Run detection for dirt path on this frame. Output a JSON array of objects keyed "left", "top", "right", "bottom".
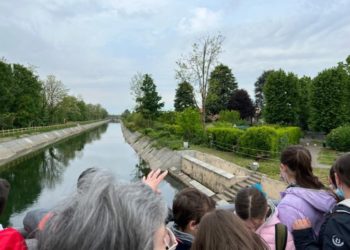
[{"left": 305, "top": 145, "right": 330, "bottom": 169}]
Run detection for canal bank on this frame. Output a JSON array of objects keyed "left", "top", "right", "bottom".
[
  {"left": 0, "top": 120, "right": 109, "bottom": 167},
  {"left": 121, "top": 123, "right": 287, "bottom": 203}
]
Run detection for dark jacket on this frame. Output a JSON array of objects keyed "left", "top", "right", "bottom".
[
  {"left": 293, "top": 199, "right": 350, "bottom": 249},
  {"left": 169, "top": 223, "right": 193, "bottom": 250}
]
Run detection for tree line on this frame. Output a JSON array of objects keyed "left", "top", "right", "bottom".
[
  {"left": 129, "top": 34, "right": 350, "bottom": 134},
  {"left": 0, "top": 59, "right": 108, "bottom": 129}
]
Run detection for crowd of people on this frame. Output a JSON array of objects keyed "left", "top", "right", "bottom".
[{"left": 0, "top": 145, "right": 350, "bottom": 249}]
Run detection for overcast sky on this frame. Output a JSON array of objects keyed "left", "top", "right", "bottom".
[{"left": 1, "top": 0, "right": 349, "bottom": 114}]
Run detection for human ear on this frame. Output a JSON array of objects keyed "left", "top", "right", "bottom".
[{"left": 335, "top": 173, "right": 342, "bottom": 189}]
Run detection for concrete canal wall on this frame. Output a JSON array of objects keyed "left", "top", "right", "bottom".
[
  {"left": 0, "top": 120, "right": 109, "bottom": 167},
  {"left": 121, "top": 124, "right": 286, "bottom": 201}
]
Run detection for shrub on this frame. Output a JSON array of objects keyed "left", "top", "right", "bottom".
[
  {"left": 207, "top": 127, "right": 244, "bottom": 151},
  {"left": 125, "top": 112, "right": 149, "bottom": 129},
  {"left": 158, "top": 111, "right": 177, "bottom": 124},
  {"left": 275, "top": 127, "right": 302, "bottom": 151},
  {"left": 237, "top": 126, "right": 278, "bottom": 158},
  {"left": 163, "top": 124, "right": 183, "bottom": 135},
  {"left": 176, "top": 108, "right": 205, "bottom": 143},
  {"left": 326, "top": 125, "right": 350, "bottom": 151},
  {"left": 218, "top": 110, "right": 240, "bottom": 124}
]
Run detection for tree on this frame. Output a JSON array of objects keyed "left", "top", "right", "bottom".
[
  {"left": 0, "top": 60, "right": 15, "bottom": 129},
  {"left": 174, "top": 81, "right": 196, "bottom": 112},
  {"left": 228, "top": 89, "right": 255, "bottom": 120},
  {"left": 176, "top": 34, "right": 224, "bottom": 124},
  {"left": 130, "top": 72, "right": 145, "bottom": 104},
  {"left": 263, "top": 70, "right": 299, "bottom": 125},
  {"left": 43, "top": 75, "right": 68, "bottom": 124},
  {"left": 254, "top": 70, "right": 274, "bottom": 116},
  {"left": 206, "top": 64, "right": 238, "bottom": 115},
  {"left": 297, "top": 76, "right": 311, "bottom": 130},
  {"left": 11, "top": 64, "right": 43, "bottom": 127},
  {"left": 136, "top": 74, "right": 164, "bottom": 120},
  {"left": 310, "top": 66, "right": 349, "bottom": 132}
]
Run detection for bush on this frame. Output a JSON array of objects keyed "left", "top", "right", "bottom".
[
  {"left": 125, "top": 112, "right": 149, "bottom": 129},
  {"left": 275, "top": 127, "right": 302, "bottom": 151},
  {"left": 163, "top": 124, "right": 183, "bottom": 135},
  {"left": 237, "top": 126, "right": 303, "bottom": 158},
  {"left": 158, "top": 111, "right": 177, "bottom": 124},
  {"left": 207, "top": 127, "right": 244, "bottom": 151},
  {"left": 218, "top": 110, "right": 240, "bottom": 124},
  {"left": 326, "top": 125, "right": 350, "bottom": 151},
  {"left": 237, "top": 126, "right": 278, "bottom": 157},
  {"left": 176, "top": 108, "right": 205, "bottom": 143}
]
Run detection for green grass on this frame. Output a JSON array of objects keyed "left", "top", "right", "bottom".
[
  {"left": 191, "top": 144, "right": 329, "bottom": 184},
  {"left": 318, "top": 148, "right": 338, "bottom": 165}
]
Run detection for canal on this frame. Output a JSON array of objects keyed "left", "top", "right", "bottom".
[{"left": 0, "top": 123, "right": 184, "bottom": 227}]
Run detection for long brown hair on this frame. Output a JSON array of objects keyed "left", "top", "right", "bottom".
[
  {"left": 235, "top": 187, "right": 267, "bottom": 221},
  {"left": 281, "top": 145, "right": 325, "bottom": 189},
  {"left": 191, "top": 210, "right": 269, "bottom": 250}
]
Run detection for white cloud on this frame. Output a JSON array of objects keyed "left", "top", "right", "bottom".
[{"left": 177, "top": 7, "right": 222, "bottom": 34}]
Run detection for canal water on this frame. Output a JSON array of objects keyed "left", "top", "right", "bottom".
[{"left": 0, "top": 123, "right": 184, "bottom": 227}]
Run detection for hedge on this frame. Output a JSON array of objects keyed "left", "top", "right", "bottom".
[
  {"left": 237, "top": 126, "right": 302, "bottom": 157},
  {"left": 207, "top": 127, "right": 244, "bottom": 151},
  {"left": 326, "top": 125, "right": 350, "bottom": 151}
]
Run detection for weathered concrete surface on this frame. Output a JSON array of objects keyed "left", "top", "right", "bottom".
[
  {"left": 121, "top": 124, "right": 182, "bottom": 170},
  {"left": 121, "top": 124, "right": 286, "bottom": 201},
  {"left": 0, "top": 120, "right": 109, "bottom": 167}
]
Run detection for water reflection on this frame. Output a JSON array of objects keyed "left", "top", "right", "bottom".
[{"left": 0, "top": 124, "right": 108, "bottom": 226}]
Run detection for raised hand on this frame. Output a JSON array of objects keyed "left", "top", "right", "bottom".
[{"left": 142, "top": 169, "right": 168, "bottom": 194}]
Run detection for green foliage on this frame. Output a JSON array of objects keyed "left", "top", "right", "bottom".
[
  {"left": 174, "top": 81, "right": 196, "bottom": 112},
  {"left": 326, "top": 125, "right": 350, "bottom": 151},
  {"left": 124, "top": 112, "right": 149, "bottom": 131},
  {"left": 206, "top": 64, "right": 238, "bottom": 115},
  {"left": 176, "top": 108, "right": 204, "bottom": 142},
  {"left": 237, "top": 126, "right": 302, "bottom": 157},
  {"left": 310, "top": 66, "right": 349, "bottom": 132},
  {"left": 298, "top": 76, "right": 311, "bottom": 130},
  {"left": 207, "top": 127, "right": 244, "bottom": 151},
  {"left": 263, "top": 70, "right": 299, "bottom": 125},
  {"left": 254, "top": 70, "right": 275, "bottom": 111},
  {"left": 136, "top": 74, "right": 164, "bottom": 120},
  {"left": 157, "top": 111, "right": 177, "bottom": 125},
  {"left": 238, "top": 126, "right": 278, "bottom": 157},
  {"left": 218, "top": 110, "right": 240, "bottom": 124},
  {"left": 275, "top": 127, "right": 302, "bottom": 151},
  {"left": 228, "top": 89, "right": 255, "bottom": 120}
]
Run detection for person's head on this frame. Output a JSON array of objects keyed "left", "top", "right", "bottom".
[
  {"left": 172, "top": 187, "right": 215, "bottom": 236},
  {"left": 38, "top": 169, "right": 171, "bottom": 250},
  {"left": 280, "top": 145, "right": 324, "bottom": 189},
  {"left": 0, "top": 178, "right": 10, "bottom": 215},
  {"left": 329, "top": 165, "right": 337, "bottom": 189},
  {"left": 76, "top": 167, "right": 113, "bottom": 193},
  {"left": 191, "top": 210, "right": 269, "bottom": 250},
  {"left": 333, "top": 153, "right": 350, "bottom": 196},
  {"left": 235, "top": 187, "right": 268, "bottom": 231}
]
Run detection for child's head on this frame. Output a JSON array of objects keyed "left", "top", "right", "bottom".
[
  {"left": 329, "top": 165, "right": 337, "bottom": 189},
  {"left": 333, "top": 153, "right": 350, "bottom": 192},
  {"left": 172, "top": 187, "right": 215, "bottom": 236},
  {"left": 280, "top": 145, "right": 324, "bottom": 189},
  {"left": 235, "top": 187, "right": 268, "bottom": 231},
  {"left": 0, "top": 178, "right": 10, "bottom": 215},
  {"left": 191, "top": 209, "right": 269, "bottom": 250}
]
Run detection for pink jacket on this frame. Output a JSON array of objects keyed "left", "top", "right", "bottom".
[{"left": 256, "top": 207, "right": 295, "bottom": 250}]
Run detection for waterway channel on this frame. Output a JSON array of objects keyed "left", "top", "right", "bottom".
[{"left": 0, "top": 123, "right": 184, "bottom": 227}]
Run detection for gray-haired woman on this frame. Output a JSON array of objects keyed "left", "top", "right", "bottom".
[{"left": 37, "top": 168, "right": 177, "bottom": 250}]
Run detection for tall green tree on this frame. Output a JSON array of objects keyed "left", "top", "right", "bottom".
[
  {"left": 228, "top": 89, "right": 255, "bottom": 120},
  {"left": 310, "top": 66, "right": 349, "bottom": 132},
  {"left": 11, "top": 64, "right": 43, "bottom": 127},
  {"left": 174, "top": 81, "right": 196, "bottom": 112},
  {"left": 298, "top": 76, "right": 312, "bottom": 130},
  {"left": 0, "top": 61, "right": 15, "bottom": 128},
  {"left": 254, "top": 70, "right": 274, "bottom": 115},
  {"left": 263, "top": 70, "right": 299, "bottom": 125},
  {"left": 206, "top": 64, "right": 238, "bottom": 115},
  {"left": 136, "top": 74, "right": 164, "bottom": 119}
]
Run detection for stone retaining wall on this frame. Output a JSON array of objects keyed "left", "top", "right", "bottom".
[{"left": 0, "top": 120, "right": 109, "bottom": 167}]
